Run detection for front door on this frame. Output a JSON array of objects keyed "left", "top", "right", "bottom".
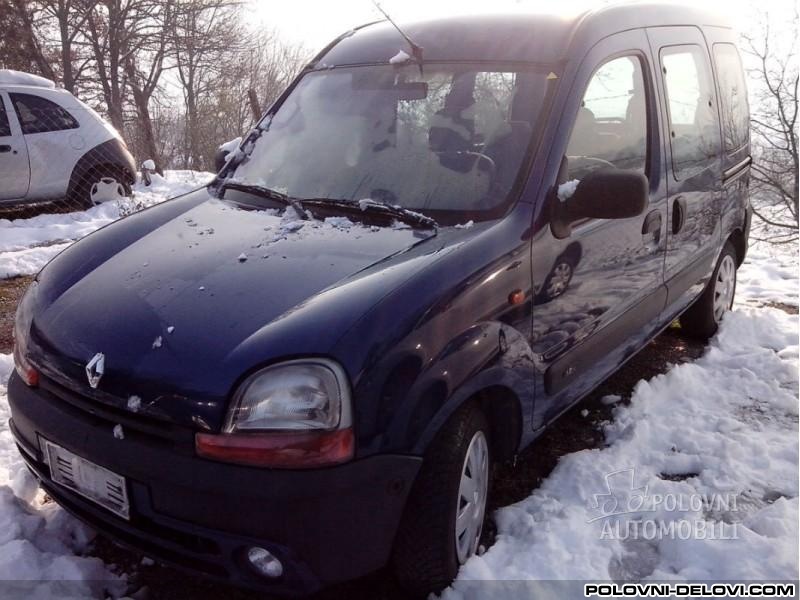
[
  {"left": 0, "top": 92, "right": 30, "bottom": 200},
  {"left": 531, "top": 29, "right": 668, "bottom": 429},
  {"left": 647, "top": 27, "right": 723, "bottom": 315}
]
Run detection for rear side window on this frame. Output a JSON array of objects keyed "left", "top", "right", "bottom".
[
  {"left": 713, "top": 43, "right": 749, "bottom": 153},
  {"left": 10, "top": 93, "right": 79, "bottom": 134},
  {"left": 660, "top": 45, "right": 720, "bottom": 179},
  {"left": 0, "top": 97, "right": 10, "bottom": 137},
  {"left": 565, "top": 55, "right": 648, "bottom": 180}
]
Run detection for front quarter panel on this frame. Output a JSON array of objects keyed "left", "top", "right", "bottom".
[{"left": 333, "top": 203, "right": 535, "bottom": 457}]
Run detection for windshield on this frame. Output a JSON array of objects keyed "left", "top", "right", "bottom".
[{"left": 230, "top": 63, "right": 551, "bottom": 224}]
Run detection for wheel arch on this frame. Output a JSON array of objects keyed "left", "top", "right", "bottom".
[
  {"left": 560, "top": 240, "right": 583, "bottom": 264},
  {"left": 727, "top": 227, "right": 747, "bottom": 267},
  {"left": 67, "top": 138, "right": 136, "bottom": 200}
]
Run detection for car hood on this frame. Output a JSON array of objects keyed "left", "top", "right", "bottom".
[{"left": 29, "top": 193, "right": 437, "bottom": 429}]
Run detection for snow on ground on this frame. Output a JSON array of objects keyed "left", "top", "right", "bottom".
[
  {"left": 0, "top": 358, "right": 125, "bottom": 598},
  {"left": 737, "top": 242, "right": 800, "bottom": 310},
  {"left": 0, "top": 170, "right": 212, "bottom": 279},
  {"left": 444, "top": 247, "right": 799, "bottom": 597}
]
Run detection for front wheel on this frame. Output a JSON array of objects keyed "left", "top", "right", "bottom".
[
  {"left": 680, "top": 241, "right": 737, "bottom": 340},
  {"left": 391, "top": 403, "right": 491, "bottom": 598},
  {"left": 71, "top": 167, "right": 132, "bottom": 209}
]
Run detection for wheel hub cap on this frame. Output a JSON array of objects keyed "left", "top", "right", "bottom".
[
  {"left": 713, "top": 255, "right": 736, "bottom": 323},
  {"left": 455, "top": 430, "right": 489, "bottom": 564}
]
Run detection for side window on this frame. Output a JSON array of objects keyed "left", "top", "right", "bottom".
[
  {"left": 0, "top": 97, "right": 10, "bottom": 137},
  {"left": 660, "top": 45, "right": 720, "bottom": 179},
  {"left": 566, "top": 55, "right": 648, "bottom": 180},
  {"left": 10, "top": 93, "right": 79, "bottom": 134},
  {"left": 713, "top": 43, "right": 749, "bottom": 153}
]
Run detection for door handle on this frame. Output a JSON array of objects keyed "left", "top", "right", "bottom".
[
  {"left": 0, "top": 145, "right": 11, "bottom": 153},
  {"left": 642, "top": 210, "right": 662, "bottom": 244},
  {"left": 672, "top": 197, "right": 687, "bottom": 235}
]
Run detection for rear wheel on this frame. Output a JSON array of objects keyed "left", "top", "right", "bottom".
[
  {"left": 680, "top": 242, "right": 737, "bottom": 340},
  {"left": 391, "top": 402, "right": 491, "bottom": 598}
]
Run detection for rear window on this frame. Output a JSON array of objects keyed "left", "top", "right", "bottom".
[
  {"left": 661, "top": 45, "right": 720, "bottom": 179},
  {"left": 0, "top": 96, "right": 10, "bottom": 137},
  {"left": 713, "top": 43, "right": 749, "bottom": 153},
  {"left": 10, "top": 92, "right": 79, "bottom": 134}
]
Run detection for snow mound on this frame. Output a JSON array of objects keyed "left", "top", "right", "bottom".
[{"left": 445, "top": 307, "right": 799, "bottom": 596}]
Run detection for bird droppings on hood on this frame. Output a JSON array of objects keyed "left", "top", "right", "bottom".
[
  {"left": 455, "top": 220, "right": 475, "bottom": 229},
  {"left": 167, "top": 326, "right": 175, "bottom": 334},
  {"left": 237, "top": 252, "right": 248, "bottom": 262},
  {"left": 113, "top": 424, "right": 125, "bottom": 440},
  {"left": 127, "top": 395, "right": 142, "bottom": 412},
  {"left": 142, "top": 261, "right": 149, "bottom": 267},
  {"left": 152, "top": 336, "right": 163, "bottom": 349},
  {"left": 198, "top": 286, "right": 206, "bottom": 291}
]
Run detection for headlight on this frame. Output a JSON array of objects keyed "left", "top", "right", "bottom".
[
  {"left": 223, "top": 359, "right": 351, "bottom": 432},
  {"left": 196, "top": 359, "right": 354, "bottom": 468},
  {"left": 13, "top": 281, "right": 39, "bottom": 387}
]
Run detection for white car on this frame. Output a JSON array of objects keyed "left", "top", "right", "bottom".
[{"left": 0, "top": 70, "right": 135, "bottom": 208}]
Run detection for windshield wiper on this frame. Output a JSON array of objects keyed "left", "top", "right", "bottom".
[
  {"left": 300, "top": 198, "right": 438, "bottom": 230},
  {"left": 219, "top": 181, "right": 307, "bottom": 218}
]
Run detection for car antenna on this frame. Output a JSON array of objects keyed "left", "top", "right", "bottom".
[{"left": 372, "top": 1, "right": 424, "bottom": 74}]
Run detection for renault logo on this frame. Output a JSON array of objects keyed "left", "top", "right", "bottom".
[{"left": 85, "top": 353, "right": 105, "bottom": 389}]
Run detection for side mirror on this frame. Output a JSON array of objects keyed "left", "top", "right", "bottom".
[{"left": 551, "top": 169, "right": 648, "bottom": 239}]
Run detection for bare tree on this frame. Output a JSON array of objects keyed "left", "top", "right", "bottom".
[
  {"left": 1, "top": 0, "right": 57, "bottom": 78},
  {"left": 742, "top": 10, "right": 799, "bottom": 244},
  {"left": 171, "top": 0, "right": 242, "bottom": 169},
  {"left": 123, "top": 0, "right": 175, "bottom": 173},
  {"left": 38, "top": 0, "right": 95, "bottom": 93}
]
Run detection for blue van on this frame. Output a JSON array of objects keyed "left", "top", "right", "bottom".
[{"left": 9, "top": 4, "right": 750, "bottom": 596}]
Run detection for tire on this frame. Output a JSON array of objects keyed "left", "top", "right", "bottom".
[
  {"left": 680, "top": 241, "right": 737, "bottom": 340},
  {"left": 391, "top": 402, "right": 491, "bottom": 598},
  {"left": 71, "top": 166, "right": 132, "bottom": 210}
]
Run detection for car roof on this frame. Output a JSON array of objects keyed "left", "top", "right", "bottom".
[
  {"left": 316, "top": 2, "right": 731, "bottom": 67},
  {"left": 0, "top": 69, "right": 56, "bottom": 89},
  {"left": 0, "top": 79, "right": 79, "bottom": 106}
]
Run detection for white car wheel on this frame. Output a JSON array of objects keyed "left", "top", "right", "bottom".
[{"left": 89, "top": 177, "right": 127, "bottom": 205}]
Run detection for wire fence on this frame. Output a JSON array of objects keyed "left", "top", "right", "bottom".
[{"left": 0, "top": 84, "right": 185, "bottom": 221}]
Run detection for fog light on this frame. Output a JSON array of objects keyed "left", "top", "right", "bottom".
[{"left": 246, "top": 547, "right": 283, "bottom": 579}]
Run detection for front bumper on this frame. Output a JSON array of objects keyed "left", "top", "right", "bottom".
[{"left": 7, "top": 372, "right": 421, "bottom": 595}]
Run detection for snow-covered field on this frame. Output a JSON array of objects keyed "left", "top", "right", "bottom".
[
  {"left": 0, "top": 171, "right": 212, "bottom": 279},
  {"left": 0, "top": 174, "right": 796, "bottom": 596}
]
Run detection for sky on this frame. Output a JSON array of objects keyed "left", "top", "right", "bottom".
[{"left": 244, "top": 0, "right": 788, "bottom": 54}]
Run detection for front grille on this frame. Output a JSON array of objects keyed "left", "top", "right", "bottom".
[{"left": 37, "top": 374, "right": 195, "bottom": 450}]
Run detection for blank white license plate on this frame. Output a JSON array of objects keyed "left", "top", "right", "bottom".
[{"left": 42, "top": 439, "right": 130, "bottom": 520}]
